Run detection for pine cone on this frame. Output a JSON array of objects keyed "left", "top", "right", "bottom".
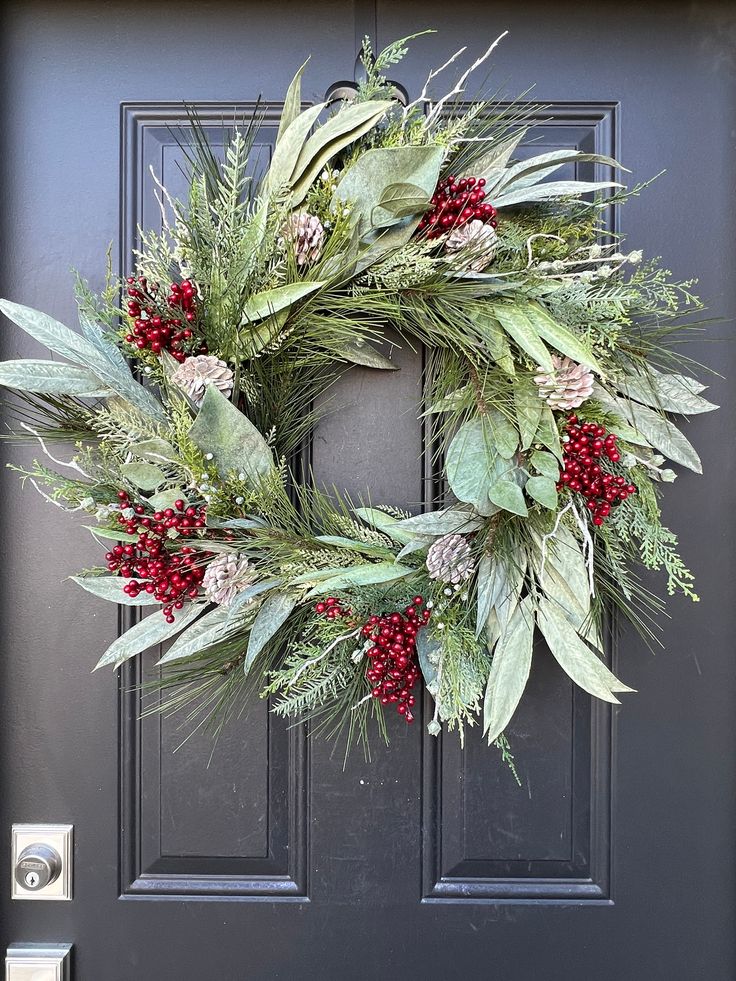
[
  {"left": 533, "top": 356, "right": 594, "bottom": 410},
  {"left": 426, "top": 533, "right": 475, "bottom": 584},
  {"left": 202, "top": 553, "right": 255, "bottom": 607},
  {"left": 445, "top": 219, "right": 498, "bottom": 271},
  {"left": 171, "top": 355, "right": 234, "bottom": 406},
  {"left": 281, "top": 212, "right": 325, "bottom": 265}
]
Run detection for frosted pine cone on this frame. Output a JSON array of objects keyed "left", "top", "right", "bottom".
[
  {"left": 445, "top": 219, "right": 498, "bottom": 271},
  {"left": 534, "top": 356, "right": 594, "bottom": 410},
  {"left": 281, "top": 212, "right": 325, "bottom": 265},
  {"left": 426, "top": 533, "right": 475, "bottom": 584},
  {"left": 171, "top": 355, "right": 234, "bottom": 406},
  {"left": 202, "top": 553, "right": 255, "bottom": 607}
]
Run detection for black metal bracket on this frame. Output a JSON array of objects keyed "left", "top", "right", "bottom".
[{"left": 324, "top": 44, "right": 408, "bottom": 106}]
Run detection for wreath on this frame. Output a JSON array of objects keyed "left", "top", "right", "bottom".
[{"left": 0, "top": 34, "right": 714, "bottom": 766}]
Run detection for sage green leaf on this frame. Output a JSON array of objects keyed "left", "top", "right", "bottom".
[
  {"left": 488, "top": 478, "right": 528, "bottom": 516},
  {"left": 354, "top": 507, "right": 414, "bottom": 544},
  {"left": 427, "top": 386, "right": 469, "bottom": 413},
  {"left": 416, "top": 627, "right": 442, "bottom": 691},
  {"left": 515, "top": 377, "right": 543, "bottom": 450},
  {"left": 95, "top": 604, "right": 203, "bottom": 670},
  {"left": 397, "top": 507, "right": 485, "bottom": 537},
  {"left": 240, "top": 281, "right": 324, "bottom": 324},
  {"left": 131, "top": 438, "right": 180, "bottom": 464},
  {"left": 72, "top": 575, "right": 157, "bottom": 605},
  {"left": 492, "top": 303, "right": 554, "bottom": 371},
  {"left": 157, "top": 606, "right": 236, "bottom": 665},
  {"left": 535, "top": 405, "right": 563, "bottom": 461},
  {"left": 487, "top": 406, "right": 519, "bottom": 459},
  {"left": 524, "top": 303, "right": 603, "bottom": 373},
  {"left": 244, "top": 591, "right": 299, "bottom": 673},
  {"left": 307, "top": 561, "right": 413, "bottom": 595},
  {"left": 468, "top": 310, "right": 515, "bottom": 375},
  {"left": 471, "top": 129, "right": 527, "bottom": 187},
  {"left": 496, "top": 555, "right": 526, "bottom": 632},
  {"left": 537, "top": 599, "right": 634, "bottom": 702},
  {"left": 188, "top": 385, "right": 274, "bottom": 484},
  {"left": 493, "top": 178, "right": 623, "bottom": 209},
  {"left": 335, "top": 338, "right": 397, "bottom": 369},
  {"left": 148, "top": 488, "right": 187, "bottom": 511},
  {"left": 265, "top": 101, "right": 327, "bottom": 195},
  {"left": 291, "top": 100, "right": 393, "bottom": 205},
  {"left": 493, "top": 150, "right": 624, "bottom": 194},
  {"left": 395, "top": 536, "right": 433, "bottom": 560},
  {"left": 375, "top": 181, "right": 431, "bottom": 221},
  {"left": 600, "top": 389, "right": 702, "bottom": 472},
  {"left": 120, "top": 461, "right": 166, "bottom": 492},
  {"left": 446, "top": 418, "right": 503, "bottom": 517},
  {"left": 277, "top": 58, "right": 310, "bottom": 143},
  {"left": 227, "top": 579, "right": 282, "bottom": 622},
  {"left": 314, "top": 535, "right": 394, "bottom": 558},
  {"left": 240, "top": 309, "right": 288, "bottom": 358},
  {"left": 483, "top": 596, "right": 535, "bottom": 743},
  {"left": 475, "top": 554, "right": 496, "bottom": 638},
  {"left": 0, "top": 359, "right": 111, "bottom": 396},
  {"left": 526, "top": 475, "right": 558, "bottom": 509},
  {"left": 83, "top": 526, "right": 140, "bottom": 544},
  {"left": 617, "top": 369, "right": 717, "bottom": 415},
  {"left": 530, "top": 450, "right": 560, "bottom": 480}
]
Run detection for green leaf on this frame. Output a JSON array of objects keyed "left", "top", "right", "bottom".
[
  {"left": 445, "top": 418, "right": 503, "bottom": 517},
  {"left": 416, "top": 627, "right": 442, "bottom": 691},
  {"left": 95, "top": 604, "right": 203, "bottom": 669},
  {"left": 488, "top": 478, "right": 528, "bottom": 516},
  {"left": 157, "top": 606, "right": 238, "bottom": 665},
  {"left": 530, "top": 450, "right": 559, "bottom": 480},
  {"left": 397, "top": 507, "right": 485, "bottom": 537},
  {"left": 227, "top": 579, "right": 283, "bottom": 622},
  {"left": 131, "top": 438, "right": 180, "bottom": 464},
  {"left": 188, "top": 385, "right": 274, "bottom": 484},
  {"left": 291, "top": 100, "right": 393, "bottom": 205},
  {"left": 148, "top": 488, "right": 187, "bottom": 511},
  {"left": 493, "top": 150, "right": 624, "bottom": 194},
  {"left": 526, "top": 475, "right": 558, "bottom": 509},
  {"left": 277, "top": 58, "right": 310, "bottom": 143},
  {"left": 598, "top": 389, "right": 702, "bottom": 472},
  {"left": 240, "top": 281, "right": 324, "bottom": 324},
  {"left": 475, "top": 554, "right": 496, "bottom": 638},
  {"left": 265, "top": 101, "right": 327, "bottom": 195},
  {"left": 535, "top": 405, "right": 563, "bottom": 460},
  {"left": 0, "top": 359, "right": 111, "bottom": 396},
  {"left": 244, "top": 591, "right": 299, "bottom": 673},
  {"left": 468, "top": 309, "right": 515, "bottom": 376},
  {"left": 616, "top": 369, "right": 717, "bottom": 415},
  {"left": 375, "top": 181, "right": 431, "bottom": 221},
  {"left": 335, "top": 338, "right": 398, "bottom": 369},
  {"left": 483, "top": 596, "right": 535, "bottom": 742},
  {"left": 470, "top": 129, "right": 527, "bottom": 186},
  {"left": 72, "top": 575, "right": 157, "bottom": 605},
  {"left": 307, "top": 561, "right": 413, "bottom": 595},
  {"left": 514, "top": 377, "right": 543, "bottom": 450},
  {"left": 487, "top": 406, "right": 519, "bottom": 460},
  {"left": 120, "top": 461, "right": 166, "bottom": 492},
  {"left": 525, "top": 303, "right": 603, "bottom": 373},
  {"left": 83, "top": 526, "right": 139, "bottom": 544},
  {"left": 314, "top": 535, "right": 395, "bottom": 558},
  {"left": 492, "top": 304, "right": 554, "bottom": 371},
  {"left": 493, "top": 178, "right": 623, "bottom": 209},
  {"left": 354, "top": 507, "right": 414, "bottom": 544},
  {"left": 536, "top": 599, "right": 633, "bottom": 702}
]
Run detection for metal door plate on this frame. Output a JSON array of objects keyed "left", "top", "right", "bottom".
[
  {"left": 5, "top": 944, "right": 71, "bottom": 981},
  {"left": 11, "top": 825, "right": 72, "bottom": 901}
]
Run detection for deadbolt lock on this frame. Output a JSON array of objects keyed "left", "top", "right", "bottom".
[
  {"left": 14, "top": 843, "right": 61, "bottom": 892},
  {"left": 10, "top": 824, "right": 72, "bottom": 901}
]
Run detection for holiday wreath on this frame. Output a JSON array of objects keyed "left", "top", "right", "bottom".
[{"left": 0, "top": 35, "right": 715, "bottom": 762}]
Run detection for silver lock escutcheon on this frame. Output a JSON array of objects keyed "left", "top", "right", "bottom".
[{"left": 11, "top": 824, "right": 72, "bottom": 901}]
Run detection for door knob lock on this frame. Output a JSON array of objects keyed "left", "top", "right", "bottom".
[{"left": 10, "top": 824, "right": 72, "bottom": 901}]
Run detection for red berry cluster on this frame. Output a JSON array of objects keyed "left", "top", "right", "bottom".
[
  {"left": 124, "top": 276, "right": 202, "bottom": 362},
  {"left": 314, "top": 596, "right": 353, "bottom": 620},
  {"left": 362, "top": 597, "right": 431, "bottom": 724},
  {"left": 106, "top": 492, "right": 209, "bottom": 622},
  {"left": 558, "top": 415, "right": 637, "bottom": 526},
  {"left": 418, "top": 175, "right": 498, "bottom": 239}
]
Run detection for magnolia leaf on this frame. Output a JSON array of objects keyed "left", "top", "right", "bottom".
[
  {"left": 488, "top": 478, "right": 528, "bottom": 516},
  {"left": 525, "top": 303, "right": 603, "bottom": 374},
  {"left": 335, "top": 338, "right": 397, "bottom": 369},
  {"left": 188, "top": 385, "right": 274, "bottom": 484},
  {"left": 492, "top": 303, "right": 554, "bottom": 371},
  {"left": 120, "top": 461, "right": 166, "bottom": 492},
  {"left": 291, "top": 100, "right": 393, "bottom": 205},
  {"left": 416, "top": 627, "right": 442, "bottom": 691},
  {"left": 277, "top": 58, "right": 310, "bottom": 143},
  {"left": 131, "top": 438, "right": 180, "bottom": 463},
  {"left": 617, "top": 369, "right": 717, "bottom": 415},
  {"left": 307, "top": 561, "right": 413, "bottom": 595},
  {"left": 244, "top": 591, "right": 299, "bottom": 673},
  {"left": 354, "top": 507, "right": 414, "bottom": 544},
  {"left": 514, "top": 377, "right": 543, "bottom": 450},
  {"left": 483, "top": 596, "right": 535, "bottom": 742},
  {"left": 157, "top": 606, "right": 239, "bottom": 665},
  {"left": 537, "top": 599, "right": 633, "bottom": 702},
  {"left": 265, "top": 101, "right": 327, "bottom": 195},
  {"left": 0, "top": 359, "right": 111, "bottom": 396},
  {"left": 493, "top": 178, "right": 623, "bottom": 209},
  {"left": 526, "top": 475, "right": 558, "bottom": 509},
  {"left": 95, "top": 604, "right": 203, "bottom": 670},
  {"left": 375, "top": 181, "right": 432, "bottom": 221},
  {"left": 445, "top": 418, "right": 503, "bottom": 517},
  {"left": 72, "top": 575, "right": 157, "bottom": 605},
  {"left": 397, "top": 507, "right": 485, "bottom": 537},
  {"left": 240, "top": 281, "right": 323, "bottom": 324}
]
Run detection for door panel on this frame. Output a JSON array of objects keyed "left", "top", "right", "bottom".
[{"left": 1, "top": 2, "right": 735, "bottom": 979}]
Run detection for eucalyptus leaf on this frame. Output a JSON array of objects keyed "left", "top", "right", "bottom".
[
  {"left": 72, "top": 575, "right": 157, "bottom": 605},
  {"left": 148, "top": 488, "right": 187, "bottom": 511},
  {"left": 335, "top": 338, "right": 397, "bottom": 369},
  {"left": 397, "top": 507, "right": 485, "bottom": 537},
  {"left": 526, "top": 475, "right": 558, "bottom": 509},
  {"left": 354, "top": 507, "right": 414, "bottom": 544},
  {"left": 493, "top": 178, "right": 623, "bottom": 210},
  {"left": 617, "top": 369, "right": 717, "bottom": 415},
  {"left": 488, "top": 478, "right": 528, "bottom": 517},
  {"left": 131, "top": 438, "right": 180, "bottom": 464},
  {"left": 188, "top": 385, "right": 274, "bottom": 484},
  {"left": 95, "top": 604, "right": 203, "bottom": 670},
  {"left": 120, "top": 461, "right": 166, "bottom": 492},
  {"left": 535, "top": 405, "right": 563, "bottom": 461},
  {"left": 0, "top": 359, "right": 111, "bottom": 396},
  {"left": 240, "top": 281, "right": 323, "bottom": 324},
  {"left": 524, "top": 303, "right": 603, "bottom": 373},
  {"left": 514, "top": 377, "right": 543, "bottom": 450},
  {"left": 416, "top": 627, "right": 442, "bottom": 691},
  {"left": 307, "top": 561, "right": 413, "bottom": 595},
  {"left": 277, "top": 58, "right": 310, "bottom": 143},
  {"left": 445, "top": 418, "right": 503, "bottom": 517},
  {"left": 244, "top": 591, "right": 299, "bottom": 673},
  {"left": 530, "top": 450, "right": 559, "bottom": 480},
  {"left": 492, "top": 303, "right": 554, "bottom": 371},
  {"left": 157, "top": 606, "right": 242, "bottom": 665},
  {"left": 483, "top": 596, "right": 535, "bottom": 743}
]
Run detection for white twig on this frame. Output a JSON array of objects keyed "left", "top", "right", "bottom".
[
  {"left": 28, "top": 478, "right": 80, "bottom": 511},
  {"left": 148, "top": 164, "right": 176, "bottom": 232},
  {"left": 402, "top": 47, "right": 467, "bottom": 124},
  {"left": 525, "top": 233, "right": 565, "bottom": 267},
  {"left": 539, "top": 500, "right": 573, "bottom": 582},
  {"left": 21, "top": 424, "right": 91, "bottom": 478},
  {"left": 289, "top": 627, "right": 360, "bottom": 685},
  {"left": 425, "top": 32, "right": 509, "bottom": 129},
  {"left": 351, "top": 692, "right": 373, "bottom": 711},
  {"left": 569, "top": 500, "right": 596, "bottom": 598}
]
